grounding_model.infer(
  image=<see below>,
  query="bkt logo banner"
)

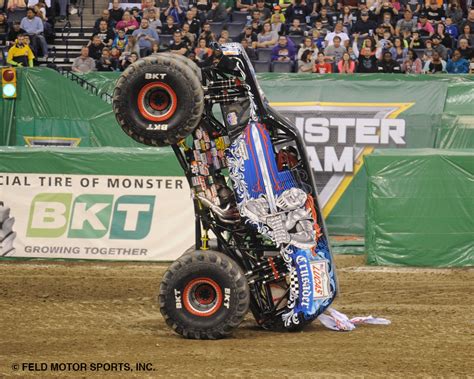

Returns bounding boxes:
[27,193,155,240]
[0,173,195,261]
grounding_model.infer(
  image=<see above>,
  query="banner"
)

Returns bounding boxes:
[0,148,194,261]
[0,173,194,260]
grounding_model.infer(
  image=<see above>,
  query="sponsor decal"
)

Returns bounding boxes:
[310,260,331,300]
[144,73,167,80]
[174,289,182,309]
[295,255,312,309]
[223,288,231,309]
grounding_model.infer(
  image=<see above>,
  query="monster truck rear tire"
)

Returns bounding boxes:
[159,250,249,339]
[113,55,204,146]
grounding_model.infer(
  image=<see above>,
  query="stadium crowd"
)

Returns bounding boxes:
[1,0,474,73]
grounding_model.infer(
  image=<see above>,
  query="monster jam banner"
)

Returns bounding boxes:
[0,147,194,261]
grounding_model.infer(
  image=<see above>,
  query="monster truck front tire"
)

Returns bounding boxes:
[159,250,250,339]
[113,55,204,146]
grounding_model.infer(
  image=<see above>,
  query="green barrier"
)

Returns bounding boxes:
[365,149,474,267]
[1,69,473,237]
[0,146,183,175]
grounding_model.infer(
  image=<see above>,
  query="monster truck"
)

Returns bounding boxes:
[113,44,338,339]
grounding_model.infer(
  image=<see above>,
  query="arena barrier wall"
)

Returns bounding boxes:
[0,147,195,260]
[365,149,474,267]
[1,69,473,238]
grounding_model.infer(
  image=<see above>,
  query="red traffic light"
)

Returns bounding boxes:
[2,69,15,82]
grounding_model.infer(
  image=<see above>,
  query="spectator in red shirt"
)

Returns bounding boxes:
[314,52,333,73]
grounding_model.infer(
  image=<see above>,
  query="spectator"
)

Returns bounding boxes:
[132,18,159,57]
[395,10,416,37]
[110,47,121,66]
[144,8,162,32]
[112,29,128,52]
[297,36,318,62]
[71,46,95,73]
[206,0,227,22]
[313,52,332,73]
[87,34,105,60]
[6,22,24,46]
[183,10,200,37]
[390,37,408,65]
[195,37,212,61]
[198,22,216,45]
[288,18,305,36]
[257,21,278,47]
[164,0,184,24]
[270,5,286,34]
[310,29,325,50]
[325,21,349,46]
[182,23,196,46]
[380,12,395,36]
[402,48,423,73]
[285,0,310,24]
[316,8,333,31]
[338,6,354,31]
[298,49,314,72]
[352,11,377,38]
[131,7,141,24]
[377,51,401,73]
[425,0,445,24]
[444,17,458,41]
[241,38,257,60]
[123,35,140,57]
[469,57,474,74]
[121,51,138,70]
[325,35,346,63]
[169,30,188,55]
[431,34,448,60]
[337,52,355,73]
[162,15,177,35]
[253,0,271,21]
[109,0,125,23]
[94,10,116,33]
[460,9,474,35]
[435,23,452,49]
[0,14,8,45]
[409,30,424,49]
[150,41,160,55]
[446,49,469,73]
[271,35,295,62]
[96,20,114,47]
[96,47,117,71]
[458,38,473,60]
[7,34,34,67]
[20,8,48,57]
[236,0,253,12]
[457,25,474,48]
[417,13,434,37]
[422,39,434,62]
[374,1,398,23]
[238,25,257,48]
[356,46,378,72]
[116,12,139,35]
[423,51,446,73]
[446,0,463,26]
[405,0,422,15]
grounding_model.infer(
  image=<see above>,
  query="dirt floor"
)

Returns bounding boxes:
[0,255,472,378]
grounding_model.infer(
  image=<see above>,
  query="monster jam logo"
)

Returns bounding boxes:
[27,193,155,240]
[271,101,414,216]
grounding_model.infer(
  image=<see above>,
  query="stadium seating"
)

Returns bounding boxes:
[271,61,293,73]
